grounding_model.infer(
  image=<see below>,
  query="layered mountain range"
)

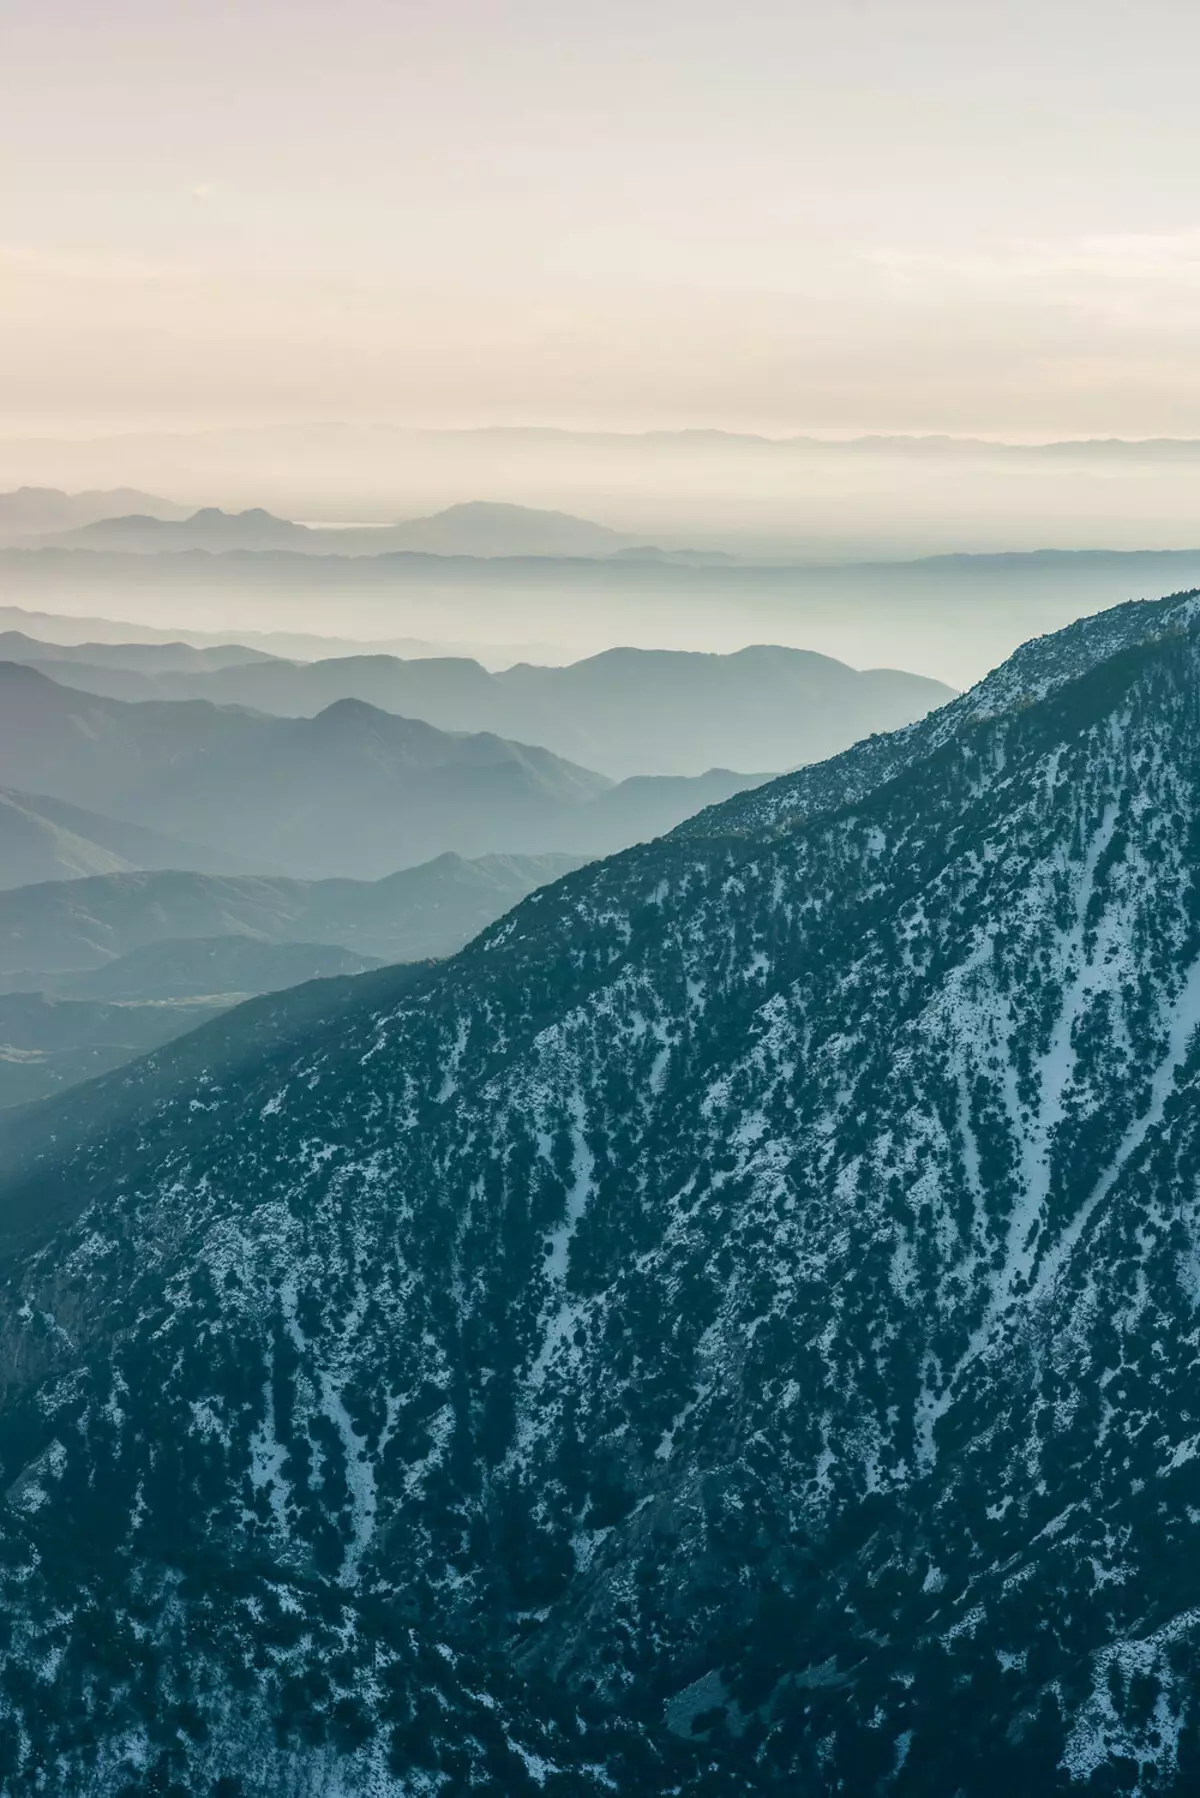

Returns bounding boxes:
[15,500,641,561]
[0,662,765,878]
[0,855,585,1105]
[0,855,587,983]
[0,487,189,536]
[0,634,952,781]
[4,592,1200,1790]
[10,526,1200,688]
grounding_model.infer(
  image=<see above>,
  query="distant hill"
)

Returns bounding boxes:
[61,505,311,553]
[495,645,955,777]
[0,785,248,889]
[46,499,637,559]
[0,666,761,876]
[608,544,736,565]
[0,601,455,664]
[0,638,954,778]
[0,485,189,538]
[0,853,589,981]
[0,629,273,674]
[0,852,591,1103]
[381,500,633,558]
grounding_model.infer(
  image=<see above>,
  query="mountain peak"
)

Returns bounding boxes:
[187,505,287,525]
[385,499,633,557]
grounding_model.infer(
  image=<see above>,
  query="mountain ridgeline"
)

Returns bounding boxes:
[5,594,1200,1790]
[0,637,953,781]
[0,662,765,879]
[0,854,589,988]
[1,499,638,559]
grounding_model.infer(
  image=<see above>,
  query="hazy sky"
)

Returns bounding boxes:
[6,0,1200,437]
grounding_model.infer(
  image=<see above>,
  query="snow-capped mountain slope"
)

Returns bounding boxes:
[684,587,1200,841]
[4,592,1200,1792]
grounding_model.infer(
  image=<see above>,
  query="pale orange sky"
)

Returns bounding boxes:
[6,0,1200,437]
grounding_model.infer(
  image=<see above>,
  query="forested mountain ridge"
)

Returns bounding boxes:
[4,592,1200,1791]
[683,587,1200,839]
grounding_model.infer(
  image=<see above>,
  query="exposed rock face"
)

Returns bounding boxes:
[5,593,1200,1793]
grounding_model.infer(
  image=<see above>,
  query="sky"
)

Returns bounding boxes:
[5,0,1200,438]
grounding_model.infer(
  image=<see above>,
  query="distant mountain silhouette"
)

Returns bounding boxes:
[0,664,766,877]
[0,485,189,539]
[495,645,954,776]
[61,506,310,552]
[0,637,954,778]
[0,853,588,983]
[0,851,598,1103]
[381,500,633,557]
[0,852,590,1102]
[0,601,454,665]
[0,628,273,674]
[608,543,736,564]
[46,499,637,559]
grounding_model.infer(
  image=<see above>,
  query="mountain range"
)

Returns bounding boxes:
[15,427,1200,559]
[11,536,1200,687]
[0,854,586,1107]
[0,662,767,878]
[0,485,189,537]
[0,629,274,673]
[4,499,640,560]
[3,591,1200,1788]
[0,635,954,779]
[0,853,588,984]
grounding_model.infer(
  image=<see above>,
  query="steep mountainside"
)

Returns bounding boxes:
[6,595,1200,1790]
[2,641,953,779]
[0,665,760,877]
